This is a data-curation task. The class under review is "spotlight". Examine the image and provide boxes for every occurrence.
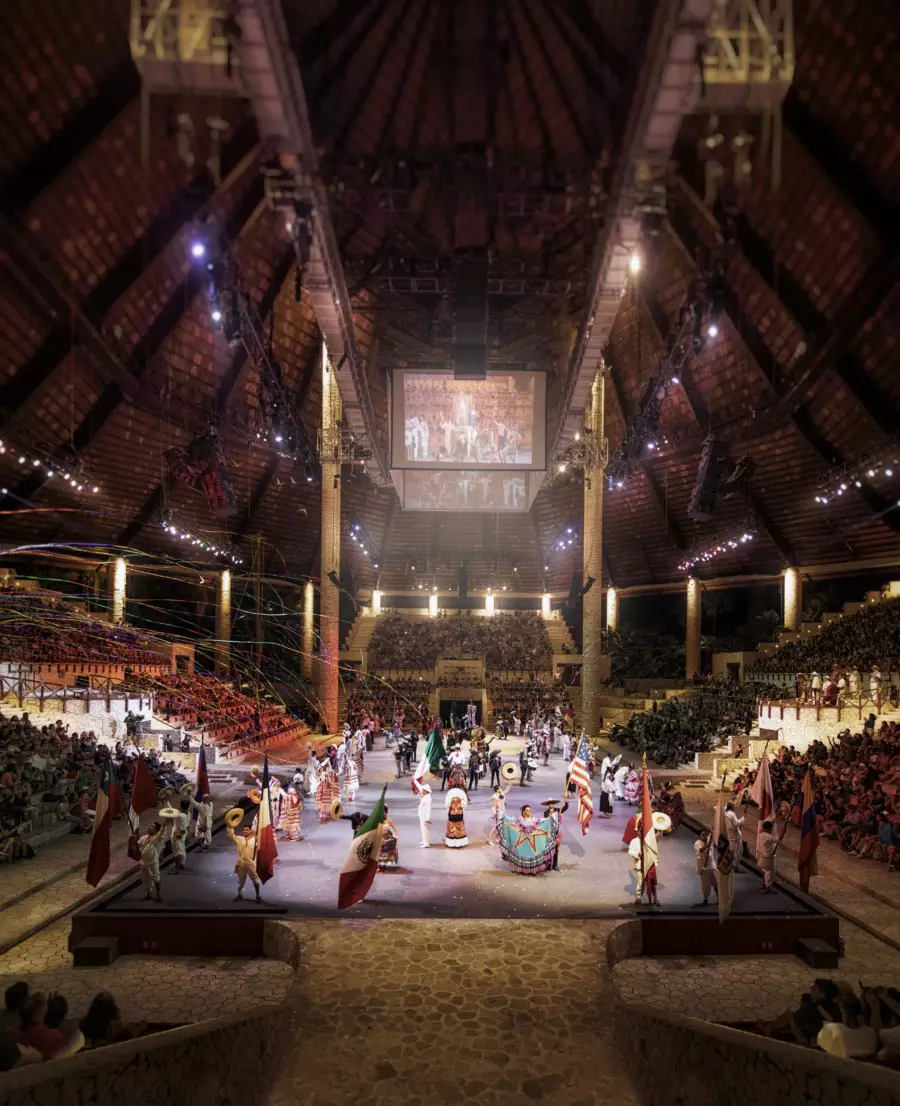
[31,458,39,466]
[191,242,206,259]
[211,309,222,323]
[855,480,862,488]
[17,456,24,464]
[646,441,656,451]
[92,486,99,494]
[868,468,877,477]
[707,323,719,338]
[629,253,641,274]
[558,463,567,473]
[274,434,283,443]
[574,432,580,442]
[670,375,680,385]
[887,468,894,477]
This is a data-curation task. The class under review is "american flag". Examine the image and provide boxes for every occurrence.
[569,731,593,835]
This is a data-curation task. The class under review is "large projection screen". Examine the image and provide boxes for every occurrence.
[391,370,546,471]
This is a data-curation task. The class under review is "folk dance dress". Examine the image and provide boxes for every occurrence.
[599,771,614,817]
[445,786,469,848]
[315,762,340,823]
[344,757,360,803]
[282,787,304,841]
[623,769,641,805]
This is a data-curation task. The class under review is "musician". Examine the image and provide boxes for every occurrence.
[488,748,502,789]
[439,755,452,791]
[227,823,262,903]
[518,748,529,787]
[138,821,164,902]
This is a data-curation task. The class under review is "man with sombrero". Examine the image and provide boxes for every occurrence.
[542,797,568,871]
[226,810,263,903]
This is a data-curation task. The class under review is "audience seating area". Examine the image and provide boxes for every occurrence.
[612,683,756,768]
[748,598,900,678]
[0,711,188,864]
[123,673,308,757]
[369,612,552,670]
[0,594,165,669]
[345,676,431,731]
[488,675,571,721]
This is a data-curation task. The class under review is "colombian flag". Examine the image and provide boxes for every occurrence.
[86,759,124,887]
[798,767,819,891]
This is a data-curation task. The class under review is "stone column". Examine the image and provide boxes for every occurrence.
[582,370,605,737]
[319,340,341,733]
[215,569,232,678]
[606,586,619,633]
[108,557,127,624]
[685,577,702,680]
[783,567,800,632]
[301,580,315,682]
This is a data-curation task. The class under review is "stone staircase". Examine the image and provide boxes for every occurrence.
[545,619,578,655]
[694,736,786,787]
[341,613,379,660]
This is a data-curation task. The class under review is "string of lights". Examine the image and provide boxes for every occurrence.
[814,442,900,507]
[348,521,380,569]
[3,438,100,496]
[160,518,243,566]
[677,518,758,573]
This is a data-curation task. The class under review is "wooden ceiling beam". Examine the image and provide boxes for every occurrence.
[783,92,899,250]
[235,455,281,539]
[0,175,265,516]
[0,62,139,214]
[117,481,168,547]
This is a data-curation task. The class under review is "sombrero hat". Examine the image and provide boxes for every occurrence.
[330,797,344,821]
[158,806,180,819]
[225,807,245,829]
[500,761,517,781]
[652,811,672,833]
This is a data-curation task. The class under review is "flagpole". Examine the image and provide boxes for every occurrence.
[776,761,813,851]
[701,769,729,870]
[640,753,646,898]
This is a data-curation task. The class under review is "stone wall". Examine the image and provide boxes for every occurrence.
[756,704,876,751]
[616,1000,900,1106]
[0,1006,282,1106]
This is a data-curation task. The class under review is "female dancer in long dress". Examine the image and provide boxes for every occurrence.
[315,759,340,823]
[282,785,305,841]
[444,786,469,848]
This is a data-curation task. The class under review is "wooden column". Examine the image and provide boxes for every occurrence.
[783,567,800,632]
[319,339,341,733]
[215,569,232,678]
[582,370,606,737]
[685,577,702,680]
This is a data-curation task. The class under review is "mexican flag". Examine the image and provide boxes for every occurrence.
[337,785,387,910]
[425,721,446,774]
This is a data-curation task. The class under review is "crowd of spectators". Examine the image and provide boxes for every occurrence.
[369,612,552,670]
[488,675,571,721]
[747,598,900,677]
[345,677,430,732]
[0,595,164,668]
[757,978,900,1064]
[734,725,900,872]
[612,683,756,767]
[1,982,171,1068]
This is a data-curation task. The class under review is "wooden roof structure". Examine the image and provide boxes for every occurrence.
[0,0,898,594]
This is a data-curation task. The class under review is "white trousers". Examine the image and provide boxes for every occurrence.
[419,817,430,847]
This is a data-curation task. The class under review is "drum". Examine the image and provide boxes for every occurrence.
[501,761,518,781]
[526,758,539,770]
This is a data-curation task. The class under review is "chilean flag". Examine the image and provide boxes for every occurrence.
[254,754,279,883]
[192,742,210,832]
[798,767,819,891]
[86,758,125,887]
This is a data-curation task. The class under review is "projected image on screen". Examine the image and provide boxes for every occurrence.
[391,370,546,470]
[403,471,528,511]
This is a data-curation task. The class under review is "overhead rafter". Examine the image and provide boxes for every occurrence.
[0,62,140,214]
[665,199,900,538]
[675,175,900,438]
[235,455,281,539]
[783,93,900,250]
[605,348,687,550]
[0,143,265,430]
[117,481,168,547]
[0,173,265,516]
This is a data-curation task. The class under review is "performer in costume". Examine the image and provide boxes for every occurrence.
[621,807,642,851]
[613,761,629,801]
[282,785,304,841]
[445,786,469,848]
[227,823,262,902]
[488,784,509,844]
[189,793,214,849]
[138,821,164,901]
[162,799,190,872]
[315,760,340,823]
[466,701,477,728]
[657,782,685,833]
[417,784,432,848]
[377,805,400,869]
[543,797,569,870]
[623,766,641,805]
[599,768,614,818]
[498,803,554,875]
[306,755,319,800]
[344,756,360,803]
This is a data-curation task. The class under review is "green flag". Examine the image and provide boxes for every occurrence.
[425,721,446,773]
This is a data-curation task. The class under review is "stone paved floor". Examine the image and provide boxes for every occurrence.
[267,919,640,1106]
[0,918,292,1026]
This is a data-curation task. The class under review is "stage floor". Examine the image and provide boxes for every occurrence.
[98,753,820,921]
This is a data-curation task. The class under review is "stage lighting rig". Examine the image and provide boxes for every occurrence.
[677,518,758,573]
[190,224,319,479]
[9,440,100,497]
[348,521,381,569]
[814,440,900,507]
[159,513,243,566]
